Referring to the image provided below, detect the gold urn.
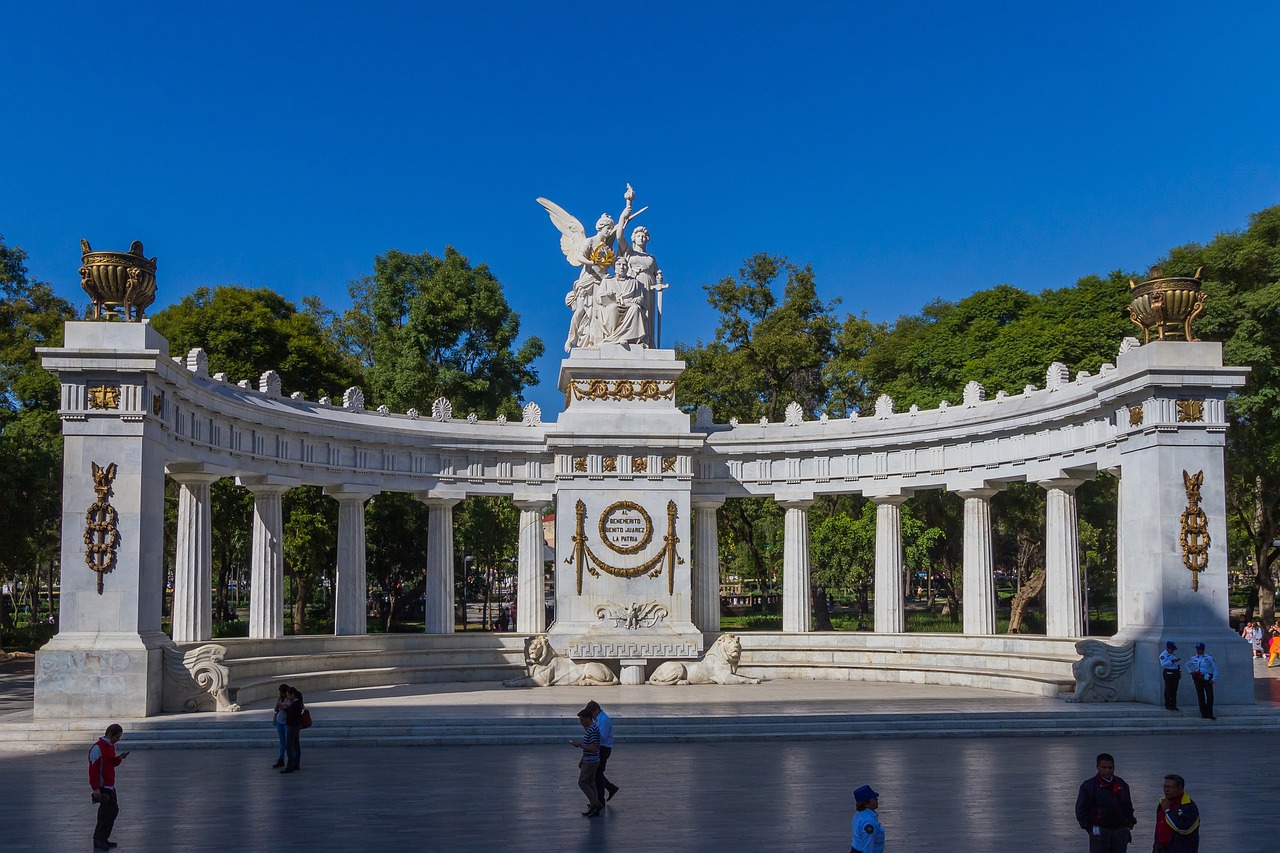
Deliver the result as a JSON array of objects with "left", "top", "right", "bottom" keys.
[
  {"left": 1128, "top": 266, "right": 1205, "bottom": 344},
  {"left": 79, "top": 239, "right": 157, "bottom": 321}
]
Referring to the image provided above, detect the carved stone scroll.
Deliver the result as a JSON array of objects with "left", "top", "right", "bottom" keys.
[
  {"left": 161, "top": 642, "right": 241, "bottom": 713},
  {"left": 1065, "top": 639, "right": 1136, "bottom": 703}
]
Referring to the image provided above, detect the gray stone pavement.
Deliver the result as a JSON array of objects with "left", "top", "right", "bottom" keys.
[{"left": 0, "top": 731, "right": 1276, "bottom": 852}]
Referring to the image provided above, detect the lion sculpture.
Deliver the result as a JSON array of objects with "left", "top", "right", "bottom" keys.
[
  {"left": 648, "top": 633, "right": 761, "bottom": 686},
  {"left": 503, "top": 635, "right": 619, "bottom": 687}
]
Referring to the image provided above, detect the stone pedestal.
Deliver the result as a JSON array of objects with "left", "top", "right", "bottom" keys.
[
  {"left": 620, "top": 659, "right": 648, "bottom": 685},
  {"left": 547, "top": 348, "right": 703, "bottom": 669},
  {"left": 35, "top": 321, "right": 171, "bottom": 718}
]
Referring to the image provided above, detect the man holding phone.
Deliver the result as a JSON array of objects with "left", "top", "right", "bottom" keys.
[{"left": 88, "top": 723, "right": 128, "bottom": 851}]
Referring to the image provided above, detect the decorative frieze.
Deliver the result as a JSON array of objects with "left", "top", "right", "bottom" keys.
[{"left": 569, "top": 378, "right": 676, "bottom": 403}]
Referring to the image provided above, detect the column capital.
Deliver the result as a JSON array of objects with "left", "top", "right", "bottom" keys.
[
  {"left": 417, "top": 494, "right": 462, "bottom": 509},
  {"left": 953, "top": 486, "right": 1001, "bottom": 501},
  {"left": 237, "top": 474, "right": 301, "bottom": 493},
  {"left": 325, "top": 487, "right": 376, "bottom": 503},
  {"left": 513, "top": 497, "right": 552, "bottom": 512},
  {"left": 691, "top": 494, "right": 726, "bottom": 510},
  {"left": 776, "top": 497, "right": 815, "bottom": 510},
  {"left": 1037, "top": 477, "right": 1087, "bottom": 492},
  {"left": 868, "top": 492, "right": 911, "bottom": 506},
  {"left": 165, "top": 465, "right": 224, "bottom": 486}
]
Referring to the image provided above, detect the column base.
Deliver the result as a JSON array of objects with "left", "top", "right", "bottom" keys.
[
  {"left": 620, "top": 660, "right": 648, "bottom": 685},
  {"left": 33, "top": 631, "right": 168, "bottom": 719}
]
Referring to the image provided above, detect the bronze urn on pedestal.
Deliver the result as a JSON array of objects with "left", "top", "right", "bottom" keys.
[
  {"left": 79, "top": 239, "right": 157, "bottom": 321},
  {"left": 1127, "top": 265, "right": 1206, "bottom": 344}
]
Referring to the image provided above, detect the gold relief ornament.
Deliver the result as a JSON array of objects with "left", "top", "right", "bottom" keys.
[
  {"left": 632, "top": 455, "right": 648, "bottom": 474},
  {"left": 566, "top": 499, "right": 683, "bottom": 594},
  {"left": 602, "top": 456, "right": 618, "bottom": 473},
  {"left": 1176, "top": 399, "right": 1204, "bottom": 423},
  {"left": 573, "top": 456, "right": 587, "bottom": 473},
  {"left": 1179, "top": 469, "right": 1210, "bottom": 591},
  {"left": 587, "top": 242, "right": 616, "bottom": 269},
  {"left": 84, "top": 462, "right": 120, "bottom": 595},
  {"left": 569, "top": 378, "right": 676, "bottom": 403},
  {"left": 661, "top": 456, "right": 677, "bottom": 473},
  {"left": 1127, "top": 405, "right": 1143, "bottom": 427},
  {"left": 88, "top": 384, "right": 121, "bottom": 410}
]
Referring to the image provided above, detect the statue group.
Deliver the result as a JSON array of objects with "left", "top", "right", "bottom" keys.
[{"left": 538, "top": 184, "right": 668, "bottom": 353}]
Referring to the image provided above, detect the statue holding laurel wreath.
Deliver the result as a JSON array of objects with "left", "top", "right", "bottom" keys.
[{"left": 537, "top": 184, "right": 667, "bottom": 352}]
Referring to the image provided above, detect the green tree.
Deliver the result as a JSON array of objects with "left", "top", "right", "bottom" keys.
[
  {"left": 1161, "top": 205, "right": 1280, "bottom": 625},
  {"left": 151, "top": 286, "right": 358, "bottom": 634},
  {"left": 342, "top": 247, "right": 543, "bottom": 629},
  {"left": 0, "top": 235, "right": 78, "bottom": 637},
  {"left": 343, "top": 247, "right": 543, "bottom": 418}
]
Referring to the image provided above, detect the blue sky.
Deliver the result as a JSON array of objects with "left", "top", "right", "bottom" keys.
[{"left": 4, "top": 2, "right": 1278, "bottom": 414}]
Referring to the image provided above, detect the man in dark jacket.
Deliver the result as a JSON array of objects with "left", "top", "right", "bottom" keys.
[{"left": 1075, "top": 753, "right": 1136, "bottom": 852}]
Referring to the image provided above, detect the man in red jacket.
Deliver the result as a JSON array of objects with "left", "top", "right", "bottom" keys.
[{"left": 88, "top": 723, "right": 129, "bottom": 851}]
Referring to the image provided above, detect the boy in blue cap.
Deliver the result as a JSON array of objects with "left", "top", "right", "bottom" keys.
[
  {"left": 1159, "top": 642, "right": 1181, "bottom": 711},
  {"left": 852, "top": 784, "right": 885, "bottom": 852}
]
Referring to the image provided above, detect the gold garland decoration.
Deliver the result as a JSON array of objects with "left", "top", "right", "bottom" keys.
[
  {"left": 1179, "top": 469, "right": 1209, "bottom": 591},
  {"left": 567, "top": 499, "right": 683, "bottom": 593},
  {"left": 569, "top": 378, "right": 676, "bottom": 403},
  {"left": 84, "top": 462, "right": 120, "bottom": 595}
]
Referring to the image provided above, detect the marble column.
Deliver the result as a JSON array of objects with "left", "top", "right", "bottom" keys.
[
  {"left": 872, "top": 496, "right": 908, "bottom": 634},
  {"left": 422, "top": 497, "right": 460, "bottom": 634},
  {"left": 957, "top": 488, "right": 999, "bottom": 635},
  {"left": 171, "top": 473, "right": 218, "bottom": 643},
  {"left": 692, "top": 497, "right": 726, "bottom": 633},
  {"left": 1041, "top": 478, "right": 1085, "bottom": 638},
  {"left": 515, "top": 500, "right": 548, "bottom": 634},
  {"left": 330, "top": 491, "right": 373, "bottom": 636},
  {"left": 245, "top": 483, "right": 289, "bottom": 639},
  {"left": 780, "top": 499, "right": 814, "bottom": 633}
]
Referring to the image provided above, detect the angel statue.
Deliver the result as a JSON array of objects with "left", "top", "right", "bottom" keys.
[{"left": 538, "top": 185, "right": 648, "bottom": 352}]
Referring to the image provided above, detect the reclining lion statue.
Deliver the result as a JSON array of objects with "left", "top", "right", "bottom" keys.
[
  {"left": 648, "top": 633, "right": 761, "bottom": 685},
  {"left": 503, "top": 635, "right": 619, "bottom": 687}
]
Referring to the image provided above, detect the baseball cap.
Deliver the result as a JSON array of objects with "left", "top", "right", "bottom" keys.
[
  {"left": 1165, "top": 641, "right": 1177, "bottom": 650},
  {"left": 1195, "top": 643, "right": 1205, "bottom": 651},
  {"left": 854, "top": 785, "right": 879, "bottom": 802}
]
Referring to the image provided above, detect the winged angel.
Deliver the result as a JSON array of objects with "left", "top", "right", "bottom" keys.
[{"left": 538, "top": 184, "right": 663, "bottom": 352}]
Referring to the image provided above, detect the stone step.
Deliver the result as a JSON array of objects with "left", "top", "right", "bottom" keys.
[{"left": 3, "top": 709, "right": 1276, "bottom": 751}]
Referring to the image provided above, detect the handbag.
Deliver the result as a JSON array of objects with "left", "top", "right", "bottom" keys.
[{"left": 300, "top": 708, "right": 313, "bottom": 729}]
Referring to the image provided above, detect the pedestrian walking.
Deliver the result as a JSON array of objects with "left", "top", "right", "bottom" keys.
[
  {"left": 1185, "top": 643, "right": 1217, "bottom": 720},
  {"left": 1074, "top": 752, "right": 1135, "bottom": 851},
  {"left": 569, "top": 708, "right": 602, "bottom": 817},
  {"left": 585, "top": 700, "right": 620, "bottom": 806},
  {"left": 1159, "top": 642, "right": 1181, "bottom": 711},
  {"left": 88, "top": 723, "right": 129, "bottom": 851},
  {"left": 1152, "top": 774, "right": 1199, "bottom": 852},
  {"left": 281, "top": 687, "right": 305, "bottom": 773},
  {"left": 850, "top": 784, "right": 885, "bottom": 853},
  {"left": 272, "top": 683, "right": 290, "bottom": 768}
]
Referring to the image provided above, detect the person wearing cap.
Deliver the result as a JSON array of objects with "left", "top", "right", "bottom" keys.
[
  {"left": 569, "top": 707, "right": 602, "bottom": 817},
  {"left": 1185, "top": 643, "right": 1218, "bottom": 720},
  {"left": 851, "top": 784, "right": 885, "bottom": 852},
  {"left": 1159, "top": 642, "right": 1181, "bottom": 712},
  {"left": 1074, "top": 752, "right": 1136, "bottom": 851}
]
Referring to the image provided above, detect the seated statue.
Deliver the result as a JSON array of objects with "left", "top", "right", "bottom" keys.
[
  {"left": 503, "top": 635, "right": 619, "bottom": 687},
  {"left": 647, "top": 634, "right": 761, "bottom": 685}
]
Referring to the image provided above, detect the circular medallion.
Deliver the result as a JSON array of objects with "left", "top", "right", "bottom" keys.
[{"left": 598, "top": 501, "right": 653, "bottom": 555}]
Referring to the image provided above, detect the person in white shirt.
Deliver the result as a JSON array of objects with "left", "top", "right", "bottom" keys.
[{"left": 1185, "top": 643, "right": 1218, "bottom": 720}]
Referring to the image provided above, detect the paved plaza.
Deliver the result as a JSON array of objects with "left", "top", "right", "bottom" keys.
[
  {"left": 0, "top": 729, "right": 1276, "bottom": 852},
  {"left": 1, "top": 653, "right": 1278, "bottom": 852}
]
